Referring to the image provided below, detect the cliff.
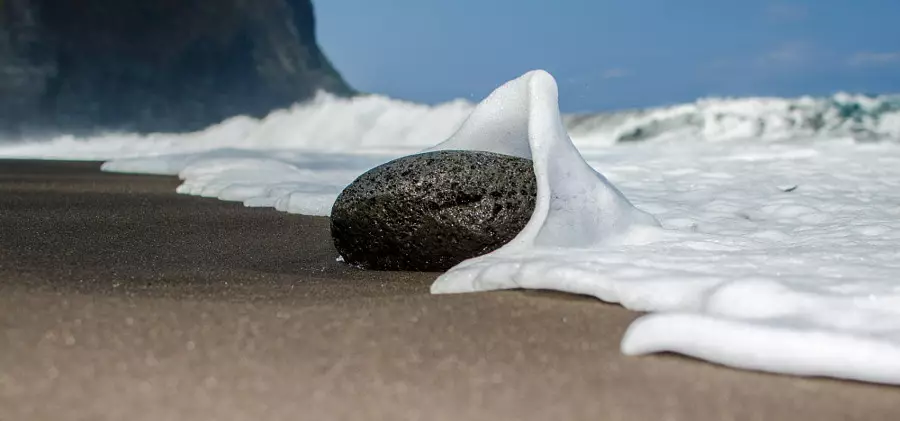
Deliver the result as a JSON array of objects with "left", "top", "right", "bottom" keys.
[{"left": 0, "top": 0, "right": 353, "bottom": 134}]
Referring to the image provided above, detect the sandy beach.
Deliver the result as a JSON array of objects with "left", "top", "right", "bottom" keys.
[{"left": 1, "top": 160, "right": 898, "bottom": 421}]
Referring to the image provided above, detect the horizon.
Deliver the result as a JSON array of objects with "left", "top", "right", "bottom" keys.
[{"left": 313, "top": 0, "right": 900, "bottom": 112}]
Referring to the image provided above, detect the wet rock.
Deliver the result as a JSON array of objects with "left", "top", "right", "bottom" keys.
[{"left": 331, "top": 150, "right": 537, "bottom": 271}]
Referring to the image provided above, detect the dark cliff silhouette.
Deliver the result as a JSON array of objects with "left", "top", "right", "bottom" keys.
[{"left": 0, "top": 0, "right": 353, "bottom": 135}]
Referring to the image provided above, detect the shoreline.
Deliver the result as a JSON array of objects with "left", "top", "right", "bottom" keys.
[{"left": 1, "top": 160, "right": 898, "bottom": 420}]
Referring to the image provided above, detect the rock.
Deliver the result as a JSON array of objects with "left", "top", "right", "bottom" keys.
[
  {"left": 0, "top": 0, "right": 352, "bottom": 135},
  {"left": 331, "top": 150, "right": 537, "bottom": 271}
]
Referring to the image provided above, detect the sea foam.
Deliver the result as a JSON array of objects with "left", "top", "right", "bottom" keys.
[{"left": 425, "top": 70, "right": 900, "bottom": 385}]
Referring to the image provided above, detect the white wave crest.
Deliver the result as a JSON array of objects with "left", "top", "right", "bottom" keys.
[
  {"left": 566, "top": 92, "right": 900, "bottom": 144},
  {"left": 1, "top": 91, "right": 898, "bottom": 160}
]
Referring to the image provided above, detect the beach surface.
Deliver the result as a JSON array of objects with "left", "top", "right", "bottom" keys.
[{"left": 1, "top": 160, "right": 898, "bottom": 421}]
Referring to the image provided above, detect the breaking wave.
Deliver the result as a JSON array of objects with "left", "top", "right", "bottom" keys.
[
  {"left": 565, "top": 92, "right": 900, "bottom": 144},
  {"left": 1, "top": 91, "right": 898, "bottom": 160}
]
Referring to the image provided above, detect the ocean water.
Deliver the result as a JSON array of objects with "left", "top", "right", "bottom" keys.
[{"left": 3, "top": 71, "right": 900, "bottom": 385}]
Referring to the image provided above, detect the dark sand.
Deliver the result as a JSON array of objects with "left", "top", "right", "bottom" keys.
[{"left": 1, "top": 160, "right": 898, "bottom": 421}]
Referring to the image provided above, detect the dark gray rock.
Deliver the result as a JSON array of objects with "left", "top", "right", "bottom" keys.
[
  {"left": 0, "top": 0, "right": 352, "bottom": 135},
  {"left": 331, "top": 150, "right": 537, "bottom": 271}
]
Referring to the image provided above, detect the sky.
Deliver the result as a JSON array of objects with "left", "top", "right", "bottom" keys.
[{"left": 313, "top": 0, "right": 900, "bottom": 112}]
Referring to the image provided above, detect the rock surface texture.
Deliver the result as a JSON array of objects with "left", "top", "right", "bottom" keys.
[
  {"left": 0, "top": 0, "right": 352, "bottom": 134},
  {"left": 331, "top": 150, "right": 537, "bottom": 271}
]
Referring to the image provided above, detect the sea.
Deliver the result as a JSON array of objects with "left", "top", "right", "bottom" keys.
[{"left": 2, "top": 70, "right": 900, "bottom": 385}]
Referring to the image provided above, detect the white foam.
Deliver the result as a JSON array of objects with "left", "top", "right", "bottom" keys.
[
  {"left": 104, "top": 149, "right": 396, "bottom": 215},
  {"left": 429, "top": 71, "right": 900, "bottom": 385},
  {"left": 429, "top": 70, "right": 662, "bottom": 293},
  {"left": 5, "top": 71, "right": 900, "bottom": 386}
]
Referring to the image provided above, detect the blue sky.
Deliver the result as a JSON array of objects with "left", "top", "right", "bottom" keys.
[{"left": 313, "top": 0, "right": 900, "bottom": 112}]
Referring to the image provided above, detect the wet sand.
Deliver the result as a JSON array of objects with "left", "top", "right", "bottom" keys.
[{"left": 1, "top": 160, "right": 898, "bottom": 420}]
